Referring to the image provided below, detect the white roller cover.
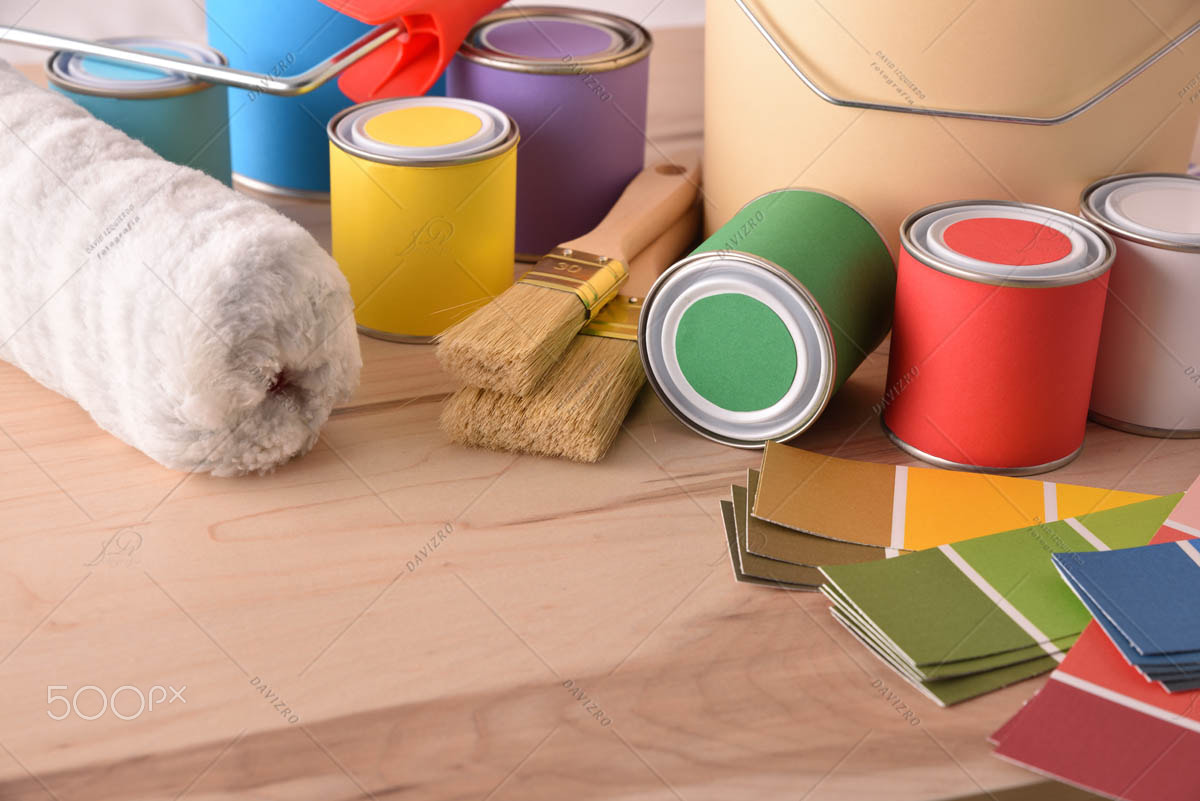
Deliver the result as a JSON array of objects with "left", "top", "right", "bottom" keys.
[{"left": 0, "top": 62, "right": 361, "bottom": 476}]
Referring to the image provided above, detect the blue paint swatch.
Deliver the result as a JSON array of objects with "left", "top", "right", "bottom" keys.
[{"left": 1053, "top": 540, "right": 1200, "bottom": 691}]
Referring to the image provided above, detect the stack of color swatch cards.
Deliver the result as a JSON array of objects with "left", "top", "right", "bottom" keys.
[
  {"left": 721, "top": 442, "right": 1157, "bottom": 590},
  {"left": 818, "top": 493, "right": 1181, "bottom": 706},
  {"left": 1053, "top": 538, "right": 1200, "bottom": 692},
  {"left": 991, "top": 482, "right": 1200, "bottom": 801}
]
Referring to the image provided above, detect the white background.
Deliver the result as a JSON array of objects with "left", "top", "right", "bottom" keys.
[{"left": 0, "top": 0, "right": 705, "bottom": 63}]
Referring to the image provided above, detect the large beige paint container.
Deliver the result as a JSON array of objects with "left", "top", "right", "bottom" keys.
[{"left": 704, "top": 1, "right": 1200, "bottom": 253}]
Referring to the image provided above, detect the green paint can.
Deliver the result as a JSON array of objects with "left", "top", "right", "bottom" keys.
[{"left": 638, "top": 189, "right": 895, "bottom": 447}]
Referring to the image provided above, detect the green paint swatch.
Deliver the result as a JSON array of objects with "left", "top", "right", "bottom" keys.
[
  {"left": 721, "top": 498, "right": 819, "bottom": 590},
  {"left": 729, "top": 480, "right": 822, "bottom": 588},
  {"left": 818, "top": 493, "right": 1183, "bottom": 705},
  {"left": 823, "top": 582, "right": 1077, "bottom": 680},
  {"left": 676, "top": 293, "right": 797, "bottom": 411},
  {"left": 831, "top": 608, "right": 1063, "bottom": 708}
]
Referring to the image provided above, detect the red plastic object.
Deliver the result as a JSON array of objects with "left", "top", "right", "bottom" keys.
[
  {"left": 883, "top": 216, "right": 1110, "bottom": 471},
  {"left": 320, "top": 0, "right": 506, "bottom": 101}
]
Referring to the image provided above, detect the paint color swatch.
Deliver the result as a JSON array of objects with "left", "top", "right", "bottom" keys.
[
  {"left": 822, "top": 495, "right": 1179, "bottom": 662},
  {"left": 818, "top": 493, "right": 1182, "bottom": 705},
  {"left": 745, "top": 470, "right": 907, "bottom": 566},
  {"left": 721, "top": 474, "right": 821, "bottom": 589},
  {"left": 753, "top": 442, "right": 1158, "bottom": 551},
  {"left": 1053, "top": 539, "right": 1200, "bottom": 688},
  {"left": 992, "top": 478, "right": 1200, "bottom": 800},
  {"left": 830, "top": 606, "right": 1064, "bottom": 708}
]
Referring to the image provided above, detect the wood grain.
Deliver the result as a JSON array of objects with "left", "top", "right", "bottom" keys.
[{"left": 2, "top": 27, "right": 1185, "bottom": 801}]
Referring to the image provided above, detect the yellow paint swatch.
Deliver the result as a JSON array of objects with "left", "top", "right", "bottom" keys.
[
  {"left": 1056, "top": 483, "right": 1157, "bottom": 520},
  {"left": 752, "top": 444, "right": 1163, "bottom": 552},
  {"left": 904, "top": 468, "right": 1045, "bottom": 551}
]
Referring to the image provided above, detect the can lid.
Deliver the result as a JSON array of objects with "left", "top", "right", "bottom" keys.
[
  {"left": 458, "top": 6, "right": 651, "bottom": 74},
  {"left": 902, "top": 201, "right": 1113, "bottom": 287},
  {"left": 48, "top": 37, "right": 223, "bottom": 97},
  {"left": 1081, "top": 173, "right": 1200, "bottom": 252},
  {"left": 638, "top": 251, "right": 836, "bottom": 448},
  {"left": 330, "top": 97, "right": 514, "bottom": 165}
]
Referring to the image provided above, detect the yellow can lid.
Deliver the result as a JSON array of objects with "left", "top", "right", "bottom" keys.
[{"left": 332, "top": 96, "right": 512, "bottom": 164}]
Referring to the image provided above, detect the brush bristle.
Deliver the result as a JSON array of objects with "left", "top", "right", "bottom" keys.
[
  {"left": 435, "top": 284, "right": 584, "bottom": 396},
  {"left": 440, "top": 336, "right": 645, "bottom": 462}
]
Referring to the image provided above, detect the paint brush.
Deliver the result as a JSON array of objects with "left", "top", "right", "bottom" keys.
[
  {"left": 440, "top": 201, "right": 701, "bottom": 462},
  {"left": 435, "top": 152, "right": 701, "bottom": 397}
]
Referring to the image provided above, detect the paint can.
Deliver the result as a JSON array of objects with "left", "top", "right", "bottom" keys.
[
  {"left": 705, "top": 0, "right": 1200, "bottom": 255},
  {"left": 46, "top": 37, "right": 232, "bottom": 185},
  {"left": 447, "top": 6, "right": 651, "bottom": 260},
  {"left": 638, "top": 189, "right": 895, "bottom": 447},
  {"left": 882, "top": 201, "right": 1115, "bottom": 475},
  {"left": 328, "top": 97, "right": 517, "bottom": 342},
  {"left": 1081, "top": 173, "right": 1200, "bottom": 438},
  {"left": 206, "top": 0, "right": 445, "bottom": 198}
]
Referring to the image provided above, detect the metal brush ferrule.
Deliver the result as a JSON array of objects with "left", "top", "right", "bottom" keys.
[
  {"left": 516, "top": 247, "right": 628, "bottom": 318},
  {"left": 580, "top": 295, "right": 641, "bottom": 341}
]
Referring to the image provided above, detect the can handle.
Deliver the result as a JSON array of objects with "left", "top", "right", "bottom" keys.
[
  {"left": 1, "top": 23, "right": 402, "bottom": 96},
  {"left": 736, "top": 0, "right": 1200, "bottom": 126}
]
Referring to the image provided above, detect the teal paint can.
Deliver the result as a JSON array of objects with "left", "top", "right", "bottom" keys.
[
  {"left": 47, "top": 37, "right": 232, "bottom": 185},
  {"left": 638, "top": 189, "right": 895, "bottom": 447}
]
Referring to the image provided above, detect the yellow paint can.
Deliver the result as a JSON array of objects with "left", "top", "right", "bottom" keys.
[{"left": 328, "top": 97, "right": 518, "bottom": 341}]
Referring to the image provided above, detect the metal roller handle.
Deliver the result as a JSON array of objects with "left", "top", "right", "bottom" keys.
[
  {"left": 736, "top": 0, "right": 1200, "bottom": 126},
  {"left": 0, "top": 22, "right": 404, "bottom": 96}
]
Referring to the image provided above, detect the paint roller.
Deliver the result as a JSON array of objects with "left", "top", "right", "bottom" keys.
[
  {"left": 2, "top": 0, "right": 505, "bottom": 99},
  {"left": 0, "top": 63, "right": 360, "bottom": 476}
]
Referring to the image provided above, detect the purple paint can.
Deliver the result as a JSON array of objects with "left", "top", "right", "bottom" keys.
[{"left": 447, "top": 6, "right": 652, "bottom": 260}]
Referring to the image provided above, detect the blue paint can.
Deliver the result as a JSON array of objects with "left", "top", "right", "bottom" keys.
[
  {"left": 47, "top": 37, "right": 232, "bottom": 185},
  {"left": 206, "top": 0, "right": 446, "bottom": 198}
]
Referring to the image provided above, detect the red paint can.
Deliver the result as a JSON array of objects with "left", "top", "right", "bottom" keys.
[{"left": 882, "top": 201, "right": 1115, "bottom": 475}]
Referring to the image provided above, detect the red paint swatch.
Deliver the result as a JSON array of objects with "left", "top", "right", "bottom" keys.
[
  {"left": 994, "top": 678, "right": 1200, "bottom": 801},
  {"left": 991, "top": 503, "right": 1200, "bottom": 800}
]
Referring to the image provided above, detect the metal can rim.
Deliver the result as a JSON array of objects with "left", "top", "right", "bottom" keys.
[
  {"left": 456, "top": 5, "right": 652, "bottom": 74},
  {"left": 232, "top": 174, "right": 331, "bottom": 203},
  {"left": 881, "top": 418, "right": 1084, "bottom": 476},
  {"left": 327, "top": 98, "right": 519, "bottom": 167},
  {"left": 1079, "top": 172, "right": 1200, "bottom": 254},
  {"left": 638, "top": 249, "right": 838, "bottom": 449},
  {"left": 1088, "top": 410, "right": 1200, "bottom": 439},
  {"left": 899, "top": 199, "right": 1115, "bottom": 288},
  {"left": 45, "top": 37, "right": 227, "bottom": 99}
]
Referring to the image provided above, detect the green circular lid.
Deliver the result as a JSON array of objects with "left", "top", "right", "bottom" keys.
[
  {"left": 675, "top": 293, "right": 797, "bottom": 412},
  {"left": 637, "top": 251, "right": 836, "bottom": 448}
]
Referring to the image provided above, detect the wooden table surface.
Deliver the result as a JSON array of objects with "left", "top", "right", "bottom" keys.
[{"left": 4, "top": 28, "right": 1199, "bottom": 801}]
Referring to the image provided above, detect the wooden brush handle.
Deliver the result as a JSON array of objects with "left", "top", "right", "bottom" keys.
[
  {"left": 624, "top": 203, "right": 702, "bottom": 297},
  {"left": 561, "top": 149, "right": 701, "bottom": 265}
]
